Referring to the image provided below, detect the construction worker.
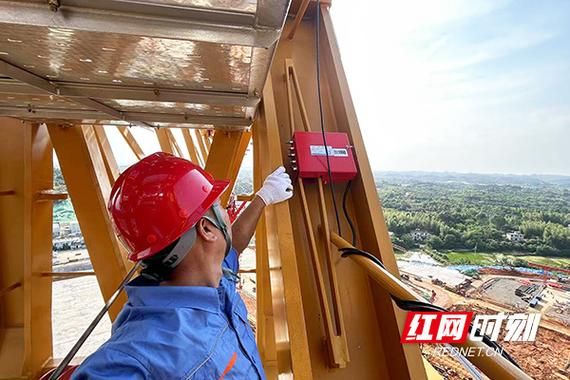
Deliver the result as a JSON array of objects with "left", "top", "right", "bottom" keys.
[{"left": 72, "top": 152, "right": 293, "bottom": 379}]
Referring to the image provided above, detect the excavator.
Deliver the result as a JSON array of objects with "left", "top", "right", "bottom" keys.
[{"left": 0, "top": 1, "right": 532, "bottom": 379}]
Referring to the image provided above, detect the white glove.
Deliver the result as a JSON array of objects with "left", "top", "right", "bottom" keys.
[{"left": 256, "top": 166, "right": 293, "bottom": 206}]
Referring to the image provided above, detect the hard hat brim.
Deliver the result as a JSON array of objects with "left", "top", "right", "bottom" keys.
[{"left": 127, "top": 178, "right": 231, "bottom": 262}]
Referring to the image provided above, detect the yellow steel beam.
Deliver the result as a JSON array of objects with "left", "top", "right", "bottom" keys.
[
  {"left": 36, "top": 190, "right": 68, "bottom": 202},
  {"left": 318, "top": 10, "right": 430, "bottom": 378},
  {"left": 0, "top": 117, "right": 26, "bottom": 379},
  {"left": 181, "top": 128, "right": 203, "bottom": 166},
  {"left": 423, "top": 358, "right": 444, "bottom": 380},
  {"left": 287, "top": 0, "right": 310, "bottom": 40},
  {"left": 299, "top": 176, "right": 349, "bottom": 368},
  {"left": 0, "top": 119, "right": 53, "bottom": 379},
  {"left": 0, "top": 281, "right": 22, "bottom": 297},
  {"left": 48, "top": 124, "right": 129, "bottom": 320},
  {"left": 236, "top": 194, "right": 254, "bottom": 202},
  {"left": 205, "top": 130, "right": 251, "bottom": 207},
  {"left": 256, "top": 75, "right": 313, "bottom": 378},
  {"left": 261, "top": 7, "right": 428, "bottom": 379},
  {"left": 93, "top": 126, "right": 120, "bottom": 186},
  {"left": 331, "top": 232, "right": 531, "bottom": 380},
  {"left": 155, "top": 128, "right": 174, "bottom": 154},
  {"left": 285, "top": 59, "right": 312, "bottom": 133},
  {"left": 40, "top": 272, "right": 96, "bottom": 278},
  {"left": 203, "top": 130, "right": 213, "bottom": 151},
  {"left": 0, "top": 118, "right": 27, "bottom": 327},
  {"left": 24, "top": 123, "right": 54, "bottom": 379},
  {"left": 315, "top": 178, "right": 348, "bottom": 363},
  {"left": 117, "top": 126, "right": 145, "bottom": 160},
  {"left": 165, "top": 129, "right": 183, "bottom": 157},
  {"left": 194, "top": 129, "right": 209, "bottom": 163},
  {"left": 285, "top": 44, "right": 350, "bottom": 368},
  {"left": 252, "top": 119, "right": 278, "bottom": 379}
]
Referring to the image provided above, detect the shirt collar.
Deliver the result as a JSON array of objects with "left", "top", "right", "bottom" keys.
[{"left": 125, "top": 276, "right": 221, "bottom": 313}]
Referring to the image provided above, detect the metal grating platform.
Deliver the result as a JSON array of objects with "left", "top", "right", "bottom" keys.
[{"left": 0, "top": 0, "right": 290, "bottom": 129}]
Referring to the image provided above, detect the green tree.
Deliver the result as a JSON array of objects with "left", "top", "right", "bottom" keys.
[
  {"left": 427, "top": 236, "right": 444, "bottom": 250},
  {"left": 520, "top": 220, "right": 547, "bottom": 238},
  {"left": 490, "top": 214, "right": 507, "bottom": 229}
]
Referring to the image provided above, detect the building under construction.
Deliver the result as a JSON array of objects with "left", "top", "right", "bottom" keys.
[{"left": 0, "top": 1, "right": 534, "bottom": 379}]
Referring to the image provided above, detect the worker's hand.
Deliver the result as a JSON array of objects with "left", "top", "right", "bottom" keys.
[{"left": 256, "top": 166, "right": 293, "bottom": 206}]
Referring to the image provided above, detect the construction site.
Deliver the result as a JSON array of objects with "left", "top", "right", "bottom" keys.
[
  {"left": 397, "top": 252, "right": 570, "bottom": 379},
  {"left": 0, "top": 1, "right": 567, "bottom": 380}
]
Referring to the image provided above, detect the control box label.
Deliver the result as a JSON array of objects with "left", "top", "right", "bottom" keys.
[{"left": 309, "top": 145, "right": 348, "bottom": 157}]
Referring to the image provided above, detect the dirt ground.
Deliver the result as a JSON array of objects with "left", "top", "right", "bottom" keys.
[
  {"left": 421, "top": 344, "right": 482, "bottom": 380},
  {"left": 478, "top": 277, "right": 542, "bottom": 309},
  {"left": 444, "top": 304, "right": 570, "bottom": 380}
]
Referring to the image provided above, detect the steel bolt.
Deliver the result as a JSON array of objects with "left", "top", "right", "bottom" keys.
[{"left": 48, "top": 0, "right": 60, "bottom": 12}]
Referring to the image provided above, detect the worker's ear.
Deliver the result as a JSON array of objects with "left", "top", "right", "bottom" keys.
[{"left": 195, "top": 218, "right": 218, "bottom": 242}]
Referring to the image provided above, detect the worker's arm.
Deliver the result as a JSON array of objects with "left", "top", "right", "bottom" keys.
[
  {"left": 231, "top": 196, "right": 265, "bottom": 254},
  {"left": 231, "top": 166, "right": 293, "bottom": 254}
]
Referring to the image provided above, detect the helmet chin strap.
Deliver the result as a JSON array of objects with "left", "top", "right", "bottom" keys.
[
  {"left": 140, "top": 227, "right": 197, "bottom": 282},
  {"left": 203, "top": 203, "right": 232, "bottom": 257},
  {"left": 142, "top": 203, "right": 232, "bottom": 282},
  {"left": 208, "top": 204, "right": 240, "bottom": 283},
  {"left": 161, "top": 228, "right": 197, "bottom": 268}
]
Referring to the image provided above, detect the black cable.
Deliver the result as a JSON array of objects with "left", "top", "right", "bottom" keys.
[
  {"left": 340, "top": 247, "right": 385, "bottom": 268},
  {"left": 315, "top": 0, "right": 342, "bottom": 235},
  {"left": 339, "top": 247, "right": 521, "bottom": 369},
  {"left": 393, "top": 299, "right": 447, "bottom": 312},
  {"left": 342, "top": 181, "right": 357, "bottom": 246}
]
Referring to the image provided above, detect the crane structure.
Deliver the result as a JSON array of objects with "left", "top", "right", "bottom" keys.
[{"left": 0, "top": 1, "right": 530, "bottom": 379}]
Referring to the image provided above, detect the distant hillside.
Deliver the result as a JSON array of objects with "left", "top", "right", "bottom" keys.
[
  {"left": 374, "top": 171, "right": 570, "bottom": 187},
  {"left": 57, "top": 167, "right": 570, "bottom": 189}
]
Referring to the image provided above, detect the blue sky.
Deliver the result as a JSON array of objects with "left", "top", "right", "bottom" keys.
[{"left": 330, "top": 0, "right": 570, "bottom": 175}]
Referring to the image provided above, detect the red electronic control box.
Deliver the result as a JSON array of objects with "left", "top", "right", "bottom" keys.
[{"left": 291, "top": 131, "right": 358, "bottom": 182}]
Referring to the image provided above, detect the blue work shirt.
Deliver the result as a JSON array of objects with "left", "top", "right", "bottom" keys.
[{"left": 73, "top": 248, "right": 265, "bottom": 380}]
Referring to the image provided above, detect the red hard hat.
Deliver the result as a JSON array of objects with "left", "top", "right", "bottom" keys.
[{"left": 108, "top": 152, "right": 230, "bottom": 262}]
